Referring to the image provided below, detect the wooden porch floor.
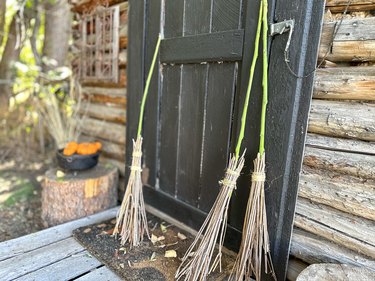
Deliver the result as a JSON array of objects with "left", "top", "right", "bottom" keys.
[{"left": 0, "top": 208, "right": 122, "bottom": 281}]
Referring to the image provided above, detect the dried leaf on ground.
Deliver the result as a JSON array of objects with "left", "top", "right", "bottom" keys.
[{"left": 165, "top": 250, "right": 177, "bottom": 258}]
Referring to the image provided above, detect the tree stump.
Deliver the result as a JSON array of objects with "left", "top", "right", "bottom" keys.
[{"left": 42, "top": 164, "right": 118, "bottom": 227}]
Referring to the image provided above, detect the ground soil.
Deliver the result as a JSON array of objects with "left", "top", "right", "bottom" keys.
[{"left": 0, "top": 145, "right": 52, "bottom": 242}]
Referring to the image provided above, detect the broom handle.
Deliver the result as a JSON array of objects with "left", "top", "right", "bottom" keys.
[
  {"left": 235, "top": 2, "right": 263, "bottom": 159},
  {"left": 137, "top": 36, "right": 162, "bottom": 137},
  {"left": 259, "top": 0, "right": 268, "bottom": 155}
]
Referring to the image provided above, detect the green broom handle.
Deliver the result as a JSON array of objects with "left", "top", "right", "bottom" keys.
[
  {"left": 235, "top": 2, "right": 263, "bottom": 160},
  {"left": 137, "top": 36, "right": 162, "bottom": 137},
  {"left": 259, "top": 0, "right": 268, "bottom": 155}
]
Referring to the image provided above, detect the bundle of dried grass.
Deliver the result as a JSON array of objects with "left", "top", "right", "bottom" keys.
[
  {"left": 37, "top": 76, "right": 85, "bottom": 149},
  {"left": 113, "top": 136, "right": 149, "bottom": 246},
  {"left": 175, "top": 153, "right": 245, "bottom": 280},
  {"left": 231, "top": 153, "right": 275, "bottom": 281},
  {"left": 231, "top": 0, "right": 276, "bottom": 279},
  {"left": 113, "top": 36, "right": 161, "bottom": 248}
]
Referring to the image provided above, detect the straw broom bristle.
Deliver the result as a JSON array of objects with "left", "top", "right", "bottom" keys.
[
  {"left": 113, "top": 136, "right": 150, "bottom": 248},
  {"left": 230, "top": 153, "right": 276, "bottom": 281},
  {"left": 175, "top": 153, "right": 245, "bottom": 281}
]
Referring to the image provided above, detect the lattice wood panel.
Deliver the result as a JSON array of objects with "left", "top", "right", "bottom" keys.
[{"left": 80, "top": 5, "right": 120, "bottom": 82}]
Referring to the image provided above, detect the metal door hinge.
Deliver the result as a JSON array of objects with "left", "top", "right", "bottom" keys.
[{"left": 270, "top": 19, "right": 295, "bottom": 62}]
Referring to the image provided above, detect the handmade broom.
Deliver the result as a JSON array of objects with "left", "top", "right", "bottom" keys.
[
  {"left": 231, "top": 0, "right": 276, "bottom": 280},
  {"left": 113, "top": 36, "right": 161, "bottom": 248},
  {"left": 175, "top": 3, "right": 264, "bottom": 280}
]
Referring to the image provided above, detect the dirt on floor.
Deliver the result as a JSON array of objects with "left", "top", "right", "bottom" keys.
[
  {"left": 74, "top": 214, "right": 236, "bottom": 281},
  {"left": 0, "top": 145, "right": 53, "bottom": 242}
]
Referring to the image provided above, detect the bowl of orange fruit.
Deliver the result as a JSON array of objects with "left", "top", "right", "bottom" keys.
[{"left": 56, "top": 141, "right": 102, "bottom": 171}]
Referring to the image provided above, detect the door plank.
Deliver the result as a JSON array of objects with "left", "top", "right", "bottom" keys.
[
  {"left": 160, "top": 30, "right": 244, "bottom": 63},
  {"left": 159, "top": 65, "right": 181, "bottom": 195},
  {"left": 175, "top": 64, "right": 207, "bottom": 205},
  {"left": 142, "top": 0, "right": 162, "bottom": 187},
  {"left": 198, "top": 63, "right": 237, "bottom": 212}
]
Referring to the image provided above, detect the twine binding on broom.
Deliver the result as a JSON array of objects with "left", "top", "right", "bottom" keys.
[
  {"left": 175, "top": 153, "right": 245, "bottom": 281},
  {"left": 113, "top": 136, "right": 150, "bottom": 247}
]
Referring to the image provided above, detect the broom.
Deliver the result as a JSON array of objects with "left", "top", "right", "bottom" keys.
[
  {"left": 230, "top": 0, "right": 276, "bottom": 280},
  {"left": 113, "top": 36, "right": 161, "bottom": 248},
  {"left": 175, "top": 3, "right": 264, "bottom": 280}
]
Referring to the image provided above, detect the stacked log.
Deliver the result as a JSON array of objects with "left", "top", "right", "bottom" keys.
[
  {"left": 292, "top": 1, "right": 375, "bottom": 275},
  {"left": 70, "top": 1, "right": 127, "bottom": 194}
]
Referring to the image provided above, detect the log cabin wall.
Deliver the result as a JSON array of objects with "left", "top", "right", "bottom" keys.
[
  {"left": 70, "top": 0, "right": 128, "bottom": 194},
  {"left": 290, "top": 0, "right": 375, "bottom": 274}
]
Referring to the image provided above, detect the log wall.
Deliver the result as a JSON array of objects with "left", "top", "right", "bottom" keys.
[
  {"left": 71, "top": 1, "right": 128, "bottom": 194},
  {"left": 291, "top": 1, "right": 375, "bottom": 275}
]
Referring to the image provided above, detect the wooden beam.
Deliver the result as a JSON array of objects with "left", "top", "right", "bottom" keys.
[
  {"left": 160, "top": 30, "right": 244, "bottom": 63},
  {"left": 80, "top": 117, "right": 126, "bottom": 144},
  {"left": 308, "top": 100, "right": 375, "bottom": 142},
  {"left": 71, "top": 1, "right": 127, "bottom": 13},
  {"left": 100, "top": 156, "right": 125, "bottom": 176},
  {"left": 81, "top": 86, "right": 126, "bottom": 106},
  {"left": 313, "top": 66, "right": 375, "bottom": 100},
  {"left": 319, "top": 17, "right": 375, "bottom": 62},
  {"left": 299, "top": 167, "right": 375, "bottom": 220},
  {"left": 295, "top": 198, "right": 375, "bottom": 259},
  {"left": 290, "top": 229, "right": 375, "bottom": 270},
  {"left": 287, "top": 259, "right": 309, "bottom": 281},
  {"left": 326, "top": 0, "right": 375, "bottom": 12},
  {"left": 305, "top": 133, "right": 375, "bottom": 155},
  {"left": 303, "top": 145, "right": 375, "bottom": 180},
  {"left": 80, "top": 134, "right": 125, "bottom": 161},
  {"left": 79, "top": 102, "right": 126, "bottom": 124},
  {"left": 296, "top": 264, "right": 375, "bottom": 281},
  {"left": 80, "top": 68, "right": 127, "bottom": 88}
]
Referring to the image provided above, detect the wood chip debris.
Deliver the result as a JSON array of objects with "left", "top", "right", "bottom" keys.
[
  {"left": 151, "top": 234, "right": 165, "bottom": 244},
  {"left": 83, "top": 228, "right": 91, "bottom": 233},
  {"left": 177, "top": 232, "right": 187, "bottom": 240},
  {"left": 164, "top": 250, "right": 177, "bottom": 258},
  {"left": 97, "top": 223, "right": 107, "bottom": 228},
  {"left": 150, "top": 252, "right": 157, "bottom": 261},
  {"left": 56, "top": 170, "right": 65, "bottom": 178}
]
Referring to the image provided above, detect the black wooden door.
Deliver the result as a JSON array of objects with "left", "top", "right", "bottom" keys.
[{"left": 127, "top": 0, "right": 325, "bottom": 280}]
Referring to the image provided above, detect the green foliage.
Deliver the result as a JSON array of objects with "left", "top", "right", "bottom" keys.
[{"left": 1, "top": 180, "right": 34, "bottom": 207}]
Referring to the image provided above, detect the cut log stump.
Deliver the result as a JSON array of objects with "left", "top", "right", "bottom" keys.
[{"left": 42, "top": 164, "right": 118, "bottom": 227}]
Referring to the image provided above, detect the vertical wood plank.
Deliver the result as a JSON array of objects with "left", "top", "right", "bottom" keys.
[
  {"left": 211, "top": 0, "right": 242, "bottom": 32},
  {"left": 142, "top": 0, "right": 162, "bottom": 187},
  {"left": 158, "top": 0, "right": 184, "bottom": 195},
  {"left": 197, "top": 0, "right": 242, "bottom": 212},
  {"left": 198, "top": 63, "right": 237, "bottom": 212},
  {"left": 159, "top": 65, "right": 181, "bottom": 195},
  {"left": 175, "top": 64, "right": 207, "bottom": 205},
  {"left": 183, "top": 0, "right": 212, "bottom": 36},
  {"left": 164, "top": 0, "right": 184, "bottom": 38},
  {"left": 228, "top": 0, "right": 263, "bottom": 231},
  {"left": 126, "top": 0, "right": 146, "bottom": 181},
  {"left": 264, "top": 1, "right": 325, "bottom": 280},
  {"left": 174, "top": 0, "right": 212, "bottom": 205}
]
